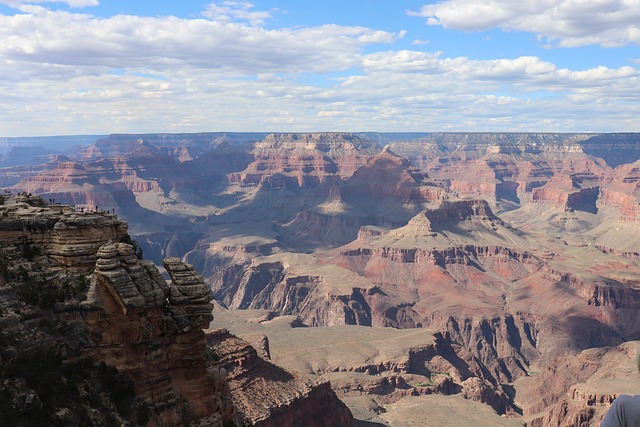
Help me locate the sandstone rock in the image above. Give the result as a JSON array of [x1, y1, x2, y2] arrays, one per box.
[[206, 328, 354, 427], [518, 342, 640, 427], [161, 257, 214, 331]]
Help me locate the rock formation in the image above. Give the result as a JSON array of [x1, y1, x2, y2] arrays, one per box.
[[280, 146, 449, 249], [235, 132, 380, 179], [0, 197, 354, 426], [207, 328, 353, 427]]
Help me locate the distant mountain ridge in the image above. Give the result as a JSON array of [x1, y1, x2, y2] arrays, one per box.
[[3, 132, 640, 167]]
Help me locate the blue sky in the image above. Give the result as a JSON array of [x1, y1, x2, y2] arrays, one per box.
[[0, 0, 639, 136]]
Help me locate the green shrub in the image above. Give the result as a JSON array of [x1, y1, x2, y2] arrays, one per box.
[[23, 195, 47, 207], [98, 363, 136, 417], [2, 349, 150, 426], [20, 238, 41, 261], [120, 234, 144, 260], [18, 275, 89, 309]]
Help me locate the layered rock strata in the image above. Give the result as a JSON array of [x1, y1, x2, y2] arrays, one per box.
[[84, 244, 219, 426], [207, 328, 354, 427], [228, 132, 380, 186], [210, 194, 640, 407]]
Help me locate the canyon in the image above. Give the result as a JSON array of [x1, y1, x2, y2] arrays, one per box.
[[1, 131, 640, 426]]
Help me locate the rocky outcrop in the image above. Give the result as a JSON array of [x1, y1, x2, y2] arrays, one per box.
[[519, 342, 640, 427], [40, 235, 221, 426], [90, 242, 169, 310], [206, 328, 354, 427], [211, 258, 375, 327], [164, 257, 215, 331], [0, 199, 354, 427], [228, 133, 379, 187], [0, 197, 129, 272], [530, 176, 601, 214]]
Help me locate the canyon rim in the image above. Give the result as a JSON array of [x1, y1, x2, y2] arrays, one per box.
[[0, 131, 639, 426]]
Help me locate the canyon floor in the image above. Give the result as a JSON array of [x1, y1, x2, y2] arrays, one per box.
[[209, 303, 527, 426]]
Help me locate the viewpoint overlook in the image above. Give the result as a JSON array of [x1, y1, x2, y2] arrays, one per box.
[[0, 131, 639, 426]]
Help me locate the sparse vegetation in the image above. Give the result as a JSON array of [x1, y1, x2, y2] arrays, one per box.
[[120, 234, 144, 260], [22, 193, 47, 207], [205, 346, 221, 362], [20, 238, 41, 261], [412, 370, 451, 387], [0, 189, 11, 204], [0, 347, 150, 426], [18, 274, 89, 309]]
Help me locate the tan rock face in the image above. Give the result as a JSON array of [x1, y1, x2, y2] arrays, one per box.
[[164, 257, 215, 331], [228, 133, 379, 188], [206, 328, 354, 427], [0, 199, 129, 272], [518, 342, 640, 427]]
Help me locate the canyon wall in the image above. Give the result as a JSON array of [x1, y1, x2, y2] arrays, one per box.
[[0, 197, 353, 426]]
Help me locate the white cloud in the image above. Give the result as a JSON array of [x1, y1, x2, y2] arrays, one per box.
[[0, 10, 402, 75], [0, 6, 639, 135], [358, 29, 406, 43], [3, 47, 638, 135], [409, 0, 640, 47], [202, 1, 271, 26], [359, 50, 640, 95]]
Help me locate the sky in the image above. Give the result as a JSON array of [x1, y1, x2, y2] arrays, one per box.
[[0, 0, 639, 136]]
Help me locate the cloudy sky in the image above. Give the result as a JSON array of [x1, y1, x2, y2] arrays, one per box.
[[0, 0, 639, 136]]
